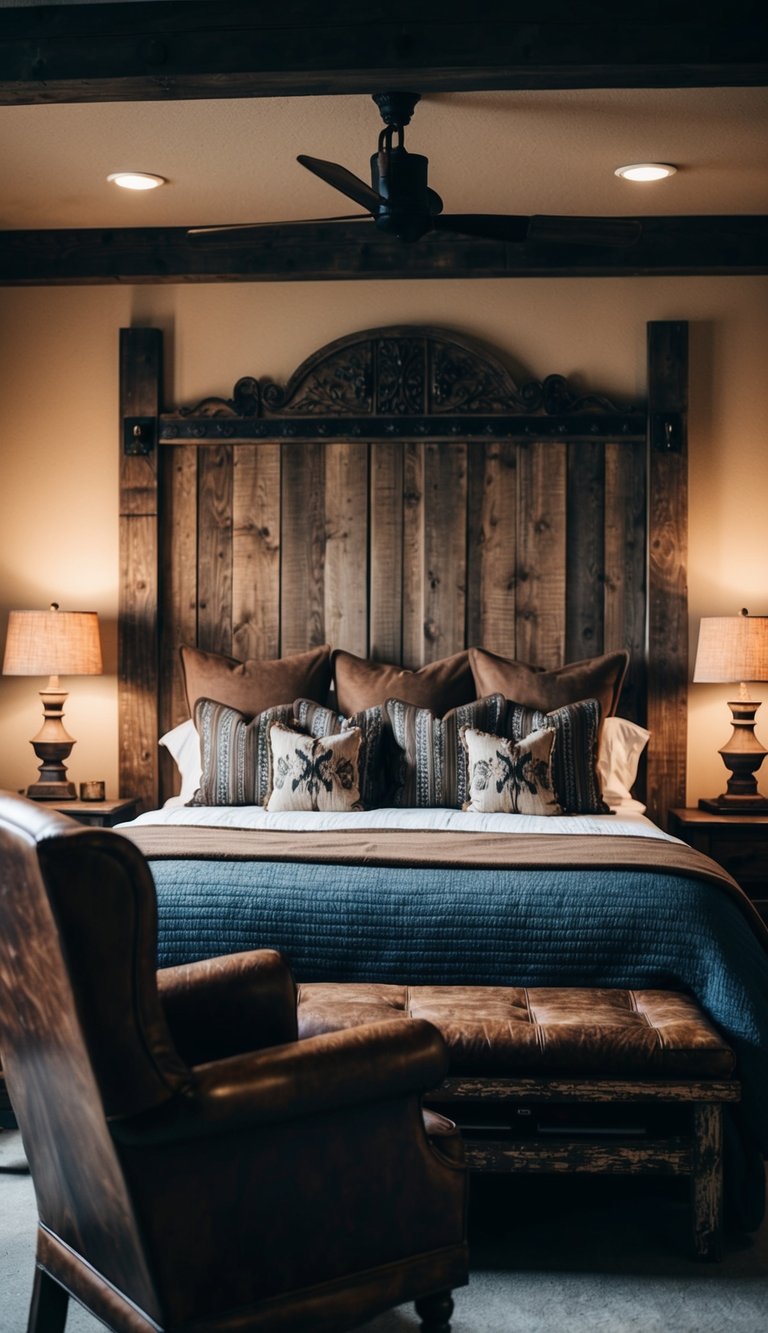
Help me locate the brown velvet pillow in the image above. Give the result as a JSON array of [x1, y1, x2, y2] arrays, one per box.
[[468, 648, 629, 720], [333, 649, 474, 718], [180, 643, 332, 719]]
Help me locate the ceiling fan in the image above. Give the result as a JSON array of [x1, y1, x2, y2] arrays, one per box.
[[189, 92, 642, 248]]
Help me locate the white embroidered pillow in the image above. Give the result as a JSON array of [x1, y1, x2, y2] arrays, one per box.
[[460, 726, 561, 815], [267, 724, 363, 813]]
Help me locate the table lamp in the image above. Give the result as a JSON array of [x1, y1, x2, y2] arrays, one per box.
[[693, 608, 768, 813], [2, 602, 103, 800]]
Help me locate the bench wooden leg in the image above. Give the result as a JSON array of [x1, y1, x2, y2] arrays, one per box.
[[27, 1265, 69, 1333], [691, 1102, 724, 1261], [415, 1290, 454, 1332]]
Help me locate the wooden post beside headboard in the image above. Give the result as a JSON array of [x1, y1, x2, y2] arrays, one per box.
[[118, 327, 162, 812], [118, 321, 688, 827], [646, 321, 689, 827]]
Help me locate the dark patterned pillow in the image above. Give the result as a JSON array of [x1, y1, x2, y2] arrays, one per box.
[[292, 698, 388, 809], [460, 726, 561, 815], [504, 697, 607, 814], [385, 694, 509, 808], [189, 697, 295, 806], [266, 724, 363, 812]]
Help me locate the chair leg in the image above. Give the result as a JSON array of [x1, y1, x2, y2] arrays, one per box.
[[415, 1290, 454, 1333], [27, 1265, 69, 1333]]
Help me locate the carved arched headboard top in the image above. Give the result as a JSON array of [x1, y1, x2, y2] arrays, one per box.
[[160, 324, 643, 440]]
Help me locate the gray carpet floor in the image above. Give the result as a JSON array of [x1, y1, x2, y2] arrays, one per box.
[[2, 1129, 767, 1333]]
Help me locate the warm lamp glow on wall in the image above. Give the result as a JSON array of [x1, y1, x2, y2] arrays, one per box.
[[2, 603, 103, 800], [693, 609, 768, 813]]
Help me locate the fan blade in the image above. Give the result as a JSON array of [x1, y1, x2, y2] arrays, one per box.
[[297, 155, 383, 212], [527, 215, 642, 247], [431, 214, 530, 242], [188, 215, 371, 236]]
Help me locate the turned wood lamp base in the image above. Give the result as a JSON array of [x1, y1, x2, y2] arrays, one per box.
[[25, 678, 77, 802], [698, 694, 768, 815]]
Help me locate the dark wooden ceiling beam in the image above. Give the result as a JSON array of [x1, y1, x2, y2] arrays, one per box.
[[1, 2, 768, 105], [1, 217, 766, 285]]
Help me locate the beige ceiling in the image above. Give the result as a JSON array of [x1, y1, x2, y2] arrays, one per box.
[[3, 85, 768, 231]]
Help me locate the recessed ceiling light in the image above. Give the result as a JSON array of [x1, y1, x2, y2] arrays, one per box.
[[107, 172, 166, 191], [614, 163, 677, 183]]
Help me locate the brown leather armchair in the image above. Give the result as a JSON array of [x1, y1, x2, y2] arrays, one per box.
[[0, 793, 468, 1333]]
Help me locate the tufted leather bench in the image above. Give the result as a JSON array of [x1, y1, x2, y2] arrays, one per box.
[[297, 983, 740, 1259]]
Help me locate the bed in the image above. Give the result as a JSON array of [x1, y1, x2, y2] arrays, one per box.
[[116, 319, 768, 1214]]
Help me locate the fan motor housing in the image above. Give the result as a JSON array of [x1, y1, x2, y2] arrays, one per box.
[[371, 148, 433, 241]]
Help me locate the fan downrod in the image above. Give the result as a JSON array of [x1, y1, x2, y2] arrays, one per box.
[[372, 91, 420, 127]]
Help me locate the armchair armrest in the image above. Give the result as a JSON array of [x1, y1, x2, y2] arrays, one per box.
[[157, 948, 297, 1065], [111, 1017, 448, 1146], [111, 1018, 467, 1318]]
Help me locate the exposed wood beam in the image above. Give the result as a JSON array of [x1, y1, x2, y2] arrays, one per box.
[[1, 217, 766, 285], [1, 3, 767, 106]]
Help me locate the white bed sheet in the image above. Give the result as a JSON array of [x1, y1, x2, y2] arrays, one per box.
[[119, 804, 675, 841]]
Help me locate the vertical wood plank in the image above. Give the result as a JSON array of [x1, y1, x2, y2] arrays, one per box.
[[197, 445, 233, 655], [516, 440, 567, 669], [324, 441, 369, 656], [281, 441, 326, 653], [369, 441, 404, 662], [423, 442, 468, 662], [119, 515, 158, 811], [158, 444, 198, 800], [232, 443, 281, 662], [118, 327, 161, 811], [466, 440, 518, 654], [565, 441, 605, 663], [402, 442, 426, 668], [647, 320, 689, 829], [604, 440, 647, 725]]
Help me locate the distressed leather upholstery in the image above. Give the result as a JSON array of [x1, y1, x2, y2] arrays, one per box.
[[0, 794, 468, 1333], [297, 983, 736, 1078]]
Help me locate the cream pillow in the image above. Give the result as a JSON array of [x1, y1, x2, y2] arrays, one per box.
[[267, 724, 363, 812], [596, 716, 651, 814], [461, 726, 561, 815], [159, 718, 202, 806]]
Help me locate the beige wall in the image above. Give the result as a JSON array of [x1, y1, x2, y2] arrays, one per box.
[[1, 276, 767, 808]]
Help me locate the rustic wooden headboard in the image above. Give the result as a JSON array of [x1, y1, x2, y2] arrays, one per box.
[[118, 321, 688, 827]]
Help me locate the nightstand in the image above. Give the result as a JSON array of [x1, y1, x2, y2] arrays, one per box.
[[49, 798, 139, 828], [668, 808, 768, 922]]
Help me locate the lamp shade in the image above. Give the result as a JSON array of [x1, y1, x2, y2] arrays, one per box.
[[693, 613, 768, 685], [2, 606, 102, 677]]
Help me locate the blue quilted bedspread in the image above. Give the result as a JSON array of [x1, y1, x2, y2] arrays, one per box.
[[150, 857, 768, 1162]]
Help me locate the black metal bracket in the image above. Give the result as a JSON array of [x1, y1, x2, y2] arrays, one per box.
[[650, 413, 683, 452], [372, 91, 420, 126], [123, 416, 156, 456]]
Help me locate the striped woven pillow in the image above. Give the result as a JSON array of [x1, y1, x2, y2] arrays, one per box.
[[189, 697, 295, 806], [503, 697, 607, 814], [385, 694, 509, 808], [292, 698, 388, 809]]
